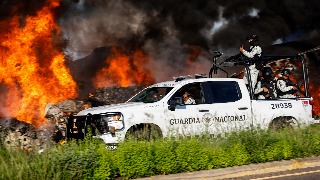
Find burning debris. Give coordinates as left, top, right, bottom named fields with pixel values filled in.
left=0, top=117, right=54, bottom=151
left=87, top=86, right=146, bottom=105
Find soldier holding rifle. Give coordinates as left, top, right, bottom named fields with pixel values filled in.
left=254, top=67, right=277, bottom=99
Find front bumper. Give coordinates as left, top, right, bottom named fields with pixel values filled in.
left=97, top=132, right=124, bottom=144
left=66, top=113, right=124, bottom=141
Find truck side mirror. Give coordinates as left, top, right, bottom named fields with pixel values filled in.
left=168, top=97, right=184, bottom=111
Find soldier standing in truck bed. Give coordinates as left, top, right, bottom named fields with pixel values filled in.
left=240, top=34, right=262, bottom=90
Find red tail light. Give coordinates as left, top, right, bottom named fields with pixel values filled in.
left=309, top=99, right=314, bottom=105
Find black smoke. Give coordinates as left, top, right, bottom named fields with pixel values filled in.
left=57, top=0, right=320, bottom=51
left=0, top=0, right=46, bottom=20
left=1, top=0, right=320, bottom=84
left=55, top=0, right=320, bottom=82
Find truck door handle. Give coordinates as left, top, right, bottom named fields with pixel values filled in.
left=199, top=110, right=209, bottom=112
left=238, top=107, right=248, bottom=110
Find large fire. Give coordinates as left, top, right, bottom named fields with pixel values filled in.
left=94, top=47, right=154, bottom=87
left=309, top=85, right=320, bottom=116
left=0, top=0, right=77, bottom=126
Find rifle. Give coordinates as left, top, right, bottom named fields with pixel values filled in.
left=260, top=79, right=277, bottom=99
left=285, top=80, right=306, bottom=97
left=209, top=51, right=256, bottom=80
left=209, top=51, right=229, bottom=77
left=295, top=81, right=306, bottom=97
left=225, top=53, right=242, bottom=62
left=224, top=53, right=264, bottom=68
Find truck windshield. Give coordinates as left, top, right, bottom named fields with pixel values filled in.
left=128, top=87, right=174, bottom=103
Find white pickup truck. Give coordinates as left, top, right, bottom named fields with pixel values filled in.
left=66, top=55, right=318, bottom=144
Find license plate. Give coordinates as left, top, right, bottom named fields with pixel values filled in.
left=313, top=120, right=320, bottom=124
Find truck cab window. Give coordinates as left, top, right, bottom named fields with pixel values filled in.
left=202, top=81, right=242, bottom=103
left=128, top=87, right=173, bottom=103
left=170, top=83, right=204, bottom=105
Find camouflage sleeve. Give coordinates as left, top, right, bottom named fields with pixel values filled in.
left=242, top=46, right=262, bottom=58
left=277, top=79, right=293, bottom=92
left=254, top=81, right=263, bottom=94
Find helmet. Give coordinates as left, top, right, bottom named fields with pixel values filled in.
left=246, top=34, right=259, bottom=41
left=281, top=69, right=292, bottom=76
left=262, top=67, right=273, bottom=77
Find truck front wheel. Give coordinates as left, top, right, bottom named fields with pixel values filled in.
left=269, top=116, right=299, bottom=130
left=125, top=124, right=163, bottom=141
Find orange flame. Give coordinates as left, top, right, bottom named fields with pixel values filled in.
left=94, top=47, right=154, bottom=87
left=0, top=0, right=77, bottom=126
left=309, top=85, right=320, bottom=116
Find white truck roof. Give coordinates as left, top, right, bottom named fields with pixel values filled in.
left=150, top=77, right=243, bottom=88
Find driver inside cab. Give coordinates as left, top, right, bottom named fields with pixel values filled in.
left=183, top=91, right=196, bottom=105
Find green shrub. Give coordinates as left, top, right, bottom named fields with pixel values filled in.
left=175, top=138, right=211, bottom=172
left=114, top=140, right=155, bottom=179
left=227, top=142, right=250, bottom=166
left=153, top=139, right=179, bottom=174
left=93, top=144, right=117, bottom=180
left=302, top=126, right=320, bottom=156
left=209, top=146, right=231, bottom=168
left=2, top=125, right=320, bottom=179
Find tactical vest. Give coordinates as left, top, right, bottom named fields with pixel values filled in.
left=246, top=46, right=263, bottom=69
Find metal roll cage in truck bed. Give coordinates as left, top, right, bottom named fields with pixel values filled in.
left=209, top=51, right=311, bottom=100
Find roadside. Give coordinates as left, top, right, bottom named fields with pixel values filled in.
left=137, top=156, right=320, bottom=180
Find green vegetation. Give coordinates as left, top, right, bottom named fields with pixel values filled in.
left=1, top=125, right=320, bottom=179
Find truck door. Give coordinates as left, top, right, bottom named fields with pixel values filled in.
left=199, top=81, right=252, bottom=136
left=166, top=82, right=206, bottom=136
left=166, top=81, right=252, bottom=137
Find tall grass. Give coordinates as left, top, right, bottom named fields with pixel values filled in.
left=1, top=125, right=320, bottom=179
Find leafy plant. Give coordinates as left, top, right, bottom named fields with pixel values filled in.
left=2, top=125, right=320, bottom=179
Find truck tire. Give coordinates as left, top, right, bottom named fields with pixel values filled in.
left=269, top=116, right=299, bottom=130
left=125, top=124, right=163, bottom=141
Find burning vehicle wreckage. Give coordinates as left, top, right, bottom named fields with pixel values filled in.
left=63, top=46, right=319, bottom=145
left=1, top=47, right=319, bottom=150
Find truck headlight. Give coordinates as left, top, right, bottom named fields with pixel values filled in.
left=101, top=112, right=124, bottom=132
left=111, top=115, right=121, bottom=121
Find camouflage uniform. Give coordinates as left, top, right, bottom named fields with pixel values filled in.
left=254, top=76, right=278, bottom=99
left=242, top=45, right=262, bottom=89
left=276, top=77, right=296, bottom=98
